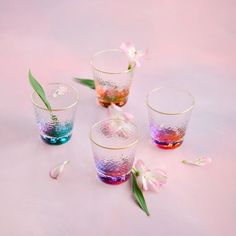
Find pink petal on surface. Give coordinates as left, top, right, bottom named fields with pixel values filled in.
left=141, top=175, right=149, bottom=191
left=142, top=169, right=168, bottom=192
left=150, top=169, right=168, bottom=185
left=135, top=159, right=168, bottom=192
left=182, top=157, right=212, bottom=166
left=50, top=160, right=70, bottom=180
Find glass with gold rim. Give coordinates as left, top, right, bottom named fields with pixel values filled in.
left=91, top=49, right=135, bottom=107
left=146, top=87, right=195, bottom=149
left=31, top=83, right=79, bottom=145
left=90, top=118, right=139, bottom=184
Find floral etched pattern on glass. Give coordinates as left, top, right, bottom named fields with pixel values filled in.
left=147, top=87, right=194, bottom=149
left=32, top=83, right=78, bottom=145
left=90, top=119, right=139, bottom=185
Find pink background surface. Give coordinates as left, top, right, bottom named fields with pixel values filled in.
left=0, top=0, right=235, bottom=235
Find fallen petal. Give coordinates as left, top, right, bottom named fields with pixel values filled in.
left=143, top=170, right=168, bottom=192
left=182, top=157, right=212, bottom=167
left=50, top=160, right=70, bottom=180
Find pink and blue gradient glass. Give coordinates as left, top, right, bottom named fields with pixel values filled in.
left=90, top=119, right=139, bottom=185
left=32, top=83, right=78, bottom=145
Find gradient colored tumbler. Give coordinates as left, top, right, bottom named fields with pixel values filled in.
left=147, top=87, right=195, bottom=149
left=32, top=83, right=79, bottom=145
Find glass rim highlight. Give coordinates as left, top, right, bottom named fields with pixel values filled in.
left=89, top=118, right=139, bottom=150
left=31, top=82, right=79, bottom=111
left=90, top=48, right=136, bottom=75
left=146, top=86, right=195, bottom=115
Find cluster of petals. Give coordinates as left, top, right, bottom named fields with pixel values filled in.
left=134, top=159, right=167, bottom=192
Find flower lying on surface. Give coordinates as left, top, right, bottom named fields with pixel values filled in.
left=133, top=159, right=167, bottom=192
left=101, top=103, right=134, bottom=138
left=120, top=42, right=148, bottom=68
left=50, top=160, right=70, bottom=180
left=108, top=103, right=134, bottom=121
left=182, top=157, right=212, bottom=167
left=131, top=159, right=167, bottom=216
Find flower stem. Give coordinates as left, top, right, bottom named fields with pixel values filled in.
left=131, top=167, right=139, bottom=176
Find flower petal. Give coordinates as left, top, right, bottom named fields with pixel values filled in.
left=134, top=160, right=167, bottom=192
left=145, top=179, right=160, bottom=192
left=120, top=42, right=135, bottom=54
left=120, top=42, right=148, bottom=67
left=141, top=175, right=148, bottom=191
left=135, top=159, right=150, bottom=174
left=182, top=157, right=212, bottom=167
left=50, top=160, right=70, bottom=180
left=150, top=169, right=168, bottom=185
left=123, top=112, right=134, bottom=121
left=143, top=170, right=167, bottom=192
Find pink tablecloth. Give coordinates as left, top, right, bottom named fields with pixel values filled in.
left=0, top=0, right=235, bottom=235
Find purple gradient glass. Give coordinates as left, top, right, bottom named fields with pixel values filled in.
left=147, top=87, right=195, bottom=149
left=90, top=119, right=139, bottom=185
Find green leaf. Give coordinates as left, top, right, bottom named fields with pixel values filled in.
left=28, top=70, right=52, bottom=111
left=131, top=172, right=150, bottom=216
left=74, top=78, right=95, bottom=89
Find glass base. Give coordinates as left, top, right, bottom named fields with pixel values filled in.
left=97, top=171, right=130, bottom=185
left=98, top=98, right=128, bottom=108
left=40, top=134, right=72, bottom=145
left=152, top=138, right=183, bottom=149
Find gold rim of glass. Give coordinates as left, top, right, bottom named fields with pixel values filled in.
left=146, top=86, right=195, bottom=115
left=89, top=118, right=139, bottom=150
left=90, top=49, right=136, bottom=74
left=31, top=82, right=79, bottom=111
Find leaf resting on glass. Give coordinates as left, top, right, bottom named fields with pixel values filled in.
left=29, top=70, right=58, bottom=122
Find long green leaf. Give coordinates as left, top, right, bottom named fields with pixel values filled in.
left=29, top=70, right=52, bottom=111
left=74, top=78, right=95, bottom=89
left=131, top=172, right=150, bottom=216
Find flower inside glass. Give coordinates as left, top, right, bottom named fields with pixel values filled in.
left=91, top=49, right=135, bottom=107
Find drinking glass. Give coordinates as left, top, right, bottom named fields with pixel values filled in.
left=31, top=83, right=79, bottom=145
left=90, top=118, right=139, bottom=185
left=147, top=87, right=195, bottom=149
left=91, top=49, right=135, bottom=107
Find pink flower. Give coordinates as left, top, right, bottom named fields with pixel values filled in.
left=182, top=157, right=212, bottom=167
left=120, top=42, right=148, bottom=67
left=108, top=103, right=133, bottom=121
left=100, top=103, right=134, bottom=138
left=134, top=159, right=167, bottom=192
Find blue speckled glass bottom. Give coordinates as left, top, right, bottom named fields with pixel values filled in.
left=40, top=133, right=72, bottom=145
left=39, top=121, right=73, bottom=145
